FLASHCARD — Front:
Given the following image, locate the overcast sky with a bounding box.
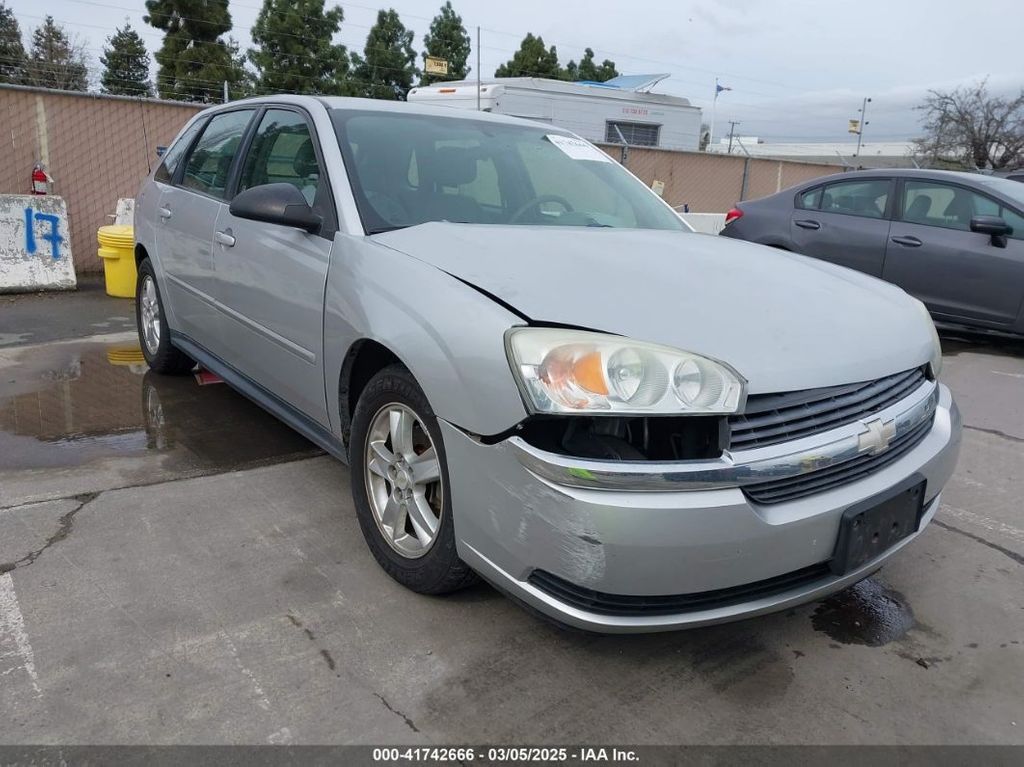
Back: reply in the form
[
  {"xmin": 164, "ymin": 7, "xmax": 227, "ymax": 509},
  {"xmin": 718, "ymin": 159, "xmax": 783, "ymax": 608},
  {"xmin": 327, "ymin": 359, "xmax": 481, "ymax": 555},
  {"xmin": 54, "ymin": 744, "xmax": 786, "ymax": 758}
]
[{"xmin": 7, "ymin": 0, "xmax": 1021, "ymax": 144}]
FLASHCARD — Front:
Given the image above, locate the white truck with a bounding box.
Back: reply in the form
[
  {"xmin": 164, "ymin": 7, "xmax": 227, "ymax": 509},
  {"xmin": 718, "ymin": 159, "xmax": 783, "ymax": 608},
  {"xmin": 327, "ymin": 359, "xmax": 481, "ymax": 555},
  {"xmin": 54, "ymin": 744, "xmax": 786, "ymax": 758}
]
[{"xmin": 408, "ymin": 74, "xmax": 702, "ymax": 152}]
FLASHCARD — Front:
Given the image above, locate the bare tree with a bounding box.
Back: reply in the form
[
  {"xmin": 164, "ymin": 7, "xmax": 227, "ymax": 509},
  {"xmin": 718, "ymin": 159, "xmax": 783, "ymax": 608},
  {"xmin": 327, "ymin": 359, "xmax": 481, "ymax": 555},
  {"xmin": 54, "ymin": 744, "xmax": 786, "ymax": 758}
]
[{"xmin": 914, "ymin": 79, "xmax": 1024, "ymax": 170}]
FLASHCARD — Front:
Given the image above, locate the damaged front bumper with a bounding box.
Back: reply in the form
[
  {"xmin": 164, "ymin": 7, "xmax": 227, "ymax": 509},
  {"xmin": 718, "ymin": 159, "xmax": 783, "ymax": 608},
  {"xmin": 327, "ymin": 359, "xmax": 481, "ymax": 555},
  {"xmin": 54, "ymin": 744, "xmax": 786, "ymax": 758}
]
[{"xmin": 441, "ymin": 383, "xmax": 961, "ymax": 633}]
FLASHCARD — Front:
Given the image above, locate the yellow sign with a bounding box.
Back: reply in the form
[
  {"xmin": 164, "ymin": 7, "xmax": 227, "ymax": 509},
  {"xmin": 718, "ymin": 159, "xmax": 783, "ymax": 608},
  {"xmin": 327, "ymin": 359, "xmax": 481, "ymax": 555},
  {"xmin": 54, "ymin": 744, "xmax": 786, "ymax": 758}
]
[
  {"xmin": 424, "ymin": 56, "xmax": 449, "ymax": 76},
  {"xmin": 848, "ymin": 119, "xmax": 861, "ymax": 134}
]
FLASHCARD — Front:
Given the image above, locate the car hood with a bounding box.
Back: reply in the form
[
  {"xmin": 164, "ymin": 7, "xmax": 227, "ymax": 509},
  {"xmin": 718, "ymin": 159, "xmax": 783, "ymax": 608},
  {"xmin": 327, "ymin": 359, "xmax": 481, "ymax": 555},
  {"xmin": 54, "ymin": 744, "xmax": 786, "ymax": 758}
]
[{"xmin": 374, "ymin": 223, "xmax": 935, "ymax": 394}]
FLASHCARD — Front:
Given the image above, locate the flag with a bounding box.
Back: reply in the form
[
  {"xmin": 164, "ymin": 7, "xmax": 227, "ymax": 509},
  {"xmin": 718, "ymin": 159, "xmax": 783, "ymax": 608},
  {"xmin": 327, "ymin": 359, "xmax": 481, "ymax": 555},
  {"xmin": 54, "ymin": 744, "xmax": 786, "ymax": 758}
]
[{"xmin": 716, "ymin": 83, "xmax": 732, "ymax": 94}]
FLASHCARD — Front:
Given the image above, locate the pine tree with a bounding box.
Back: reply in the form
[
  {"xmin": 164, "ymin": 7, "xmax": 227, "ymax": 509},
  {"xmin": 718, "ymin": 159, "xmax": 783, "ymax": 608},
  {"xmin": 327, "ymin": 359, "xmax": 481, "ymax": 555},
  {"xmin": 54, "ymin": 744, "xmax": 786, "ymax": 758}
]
[
  {"xmin": 144, "ymin": 0, "xmax": 245, "ymax": 102},
  {"xmin": 22, "ymin": 15, "xmax": 88, "ymax": 91},
  {"xmin": 249, "ymin": 0, "xmax": 349, "ymax": 95},
  {"xmin": 100, "ymin": 23, "xmax": 152, "ymax": 96},
  {"xmin": 350, "ymin": 9, "xmax": 417, "ymax": 100},
  {"xmin": 228, "ymin": 37, "xmax": 257, "ymax": 99},
  {"xmin": 0, "ymin": 1, "xmax": 25, "ymax": 84},
  {"xmin": 420, "ymin": 1, "xmax": 470, "ymax": 84},
  {"xmin": 568, "ymin": 48, "xmax": 618, "ymax": 82},
  {"xmin": 494, "ymin": 33, "xmax": 562, "ymax": 79}
]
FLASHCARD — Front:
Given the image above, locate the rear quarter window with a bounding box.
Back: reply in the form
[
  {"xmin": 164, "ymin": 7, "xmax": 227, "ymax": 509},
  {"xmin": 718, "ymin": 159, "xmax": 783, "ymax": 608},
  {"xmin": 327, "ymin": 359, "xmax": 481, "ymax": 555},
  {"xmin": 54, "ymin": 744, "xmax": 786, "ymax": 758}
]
[
  {"xmin": 154, "ymin": 118, "xmax": 206, "ymax": 184},
  {"xmin": 797, "ymin": 187, "xmax": 822, "ymax": 209}
]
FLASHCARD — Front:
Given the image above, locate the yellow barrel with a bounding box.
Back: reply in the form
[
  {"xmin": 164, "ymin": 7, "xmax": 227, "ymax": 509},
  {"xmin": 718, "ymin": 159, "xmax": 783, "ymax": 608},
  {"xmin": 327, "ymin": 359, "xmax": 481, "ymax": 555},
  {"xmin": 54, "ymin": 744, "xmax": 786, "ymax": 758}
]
[{"xmin": 96, "ymin": 225, "xmax": 136, "ymax": 298}]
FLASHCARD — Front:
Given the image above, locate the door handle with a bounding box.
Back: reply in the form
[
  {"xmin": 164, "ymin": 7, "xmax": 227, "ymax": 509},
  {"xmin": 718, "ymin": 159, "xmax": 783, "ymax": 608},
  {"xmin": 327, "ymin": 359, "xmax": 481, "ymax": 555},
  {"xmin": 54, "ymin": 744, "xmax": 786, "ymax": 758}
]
[
  {"xmin": 890, "ymin": 235, "xmax": 922, "ymax": 247},
  {"xmin": 215, "ymin": 230, "xmax": 236, "ymax": 248},
  {"xmin": 794, "ymin": 219, "xmax": 820, "ymax": 230},
  {"xmin": 158, "ymin": 207, "xmax": 172, "ymax": 220}
]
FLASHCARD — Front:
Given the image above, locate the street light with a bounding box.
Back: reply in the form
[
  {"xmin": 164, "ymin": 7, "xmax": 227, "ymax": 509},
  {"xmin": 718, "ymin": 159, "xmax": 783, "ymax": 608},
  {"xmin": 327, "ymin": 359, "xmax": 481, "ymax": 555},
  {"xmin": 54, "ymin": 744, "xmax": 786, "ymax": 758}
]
[{"xmin": 854, "ymin": 97, "xmax": 872, "ymax": 157}]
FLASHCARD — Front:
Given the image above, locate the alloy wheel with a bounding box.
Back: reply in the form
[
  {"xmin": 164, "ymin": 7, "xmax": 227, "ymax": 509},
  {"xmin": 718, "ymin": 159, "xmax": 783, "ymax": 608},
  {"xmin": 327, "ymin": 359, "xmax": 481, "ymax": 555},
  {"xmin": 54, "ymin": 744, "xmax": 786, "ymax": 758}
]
[
  {"xmin": 140, "ymin": 276, "xmax": 161, "ymax": 355},
  {"xmin": 363, "ymin": 402, "xmax": 443, "ymax": 558}
]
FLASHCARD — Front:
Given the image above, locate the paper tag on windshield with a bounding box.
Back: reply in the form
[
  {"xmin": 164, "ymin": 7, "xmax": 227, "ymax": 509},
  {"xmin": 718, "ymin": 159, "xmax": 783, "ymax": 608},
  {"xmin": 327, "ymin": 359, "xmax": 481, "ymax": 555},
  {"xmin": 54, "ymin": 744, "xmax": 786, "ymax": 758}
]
[{"xmin": 546, "ymin": 134, "xmax": 613, "ymax": 162}]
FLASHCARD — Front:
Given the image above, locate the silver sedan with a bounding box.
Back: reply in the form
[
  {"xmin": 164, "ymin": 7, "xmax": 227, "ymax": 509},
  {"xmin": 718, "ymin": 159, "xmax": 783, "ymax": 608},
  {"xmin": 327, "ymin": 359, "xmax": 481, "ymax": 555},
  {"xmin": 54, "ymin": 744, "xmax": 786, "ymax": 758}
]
[{"xmin": 133, "ymin": 96, "xmax": 960, "ymax": 632}]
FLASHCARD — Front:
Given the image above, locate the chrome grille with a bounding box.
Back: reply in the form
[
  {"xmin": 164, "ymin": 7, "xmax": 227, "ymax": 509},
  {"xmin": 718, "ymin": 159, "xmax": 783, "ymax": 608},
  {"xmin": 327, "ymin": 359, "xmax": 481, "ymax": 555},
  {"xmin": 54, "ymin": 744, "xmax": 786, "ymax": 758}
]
[
  {"xmin": 743, "ymin": 414, "xmax": 934, "ymax": 505},
  {"xmin": 730, "ymin": 367, "xmax": 928, "ymax": 450}
]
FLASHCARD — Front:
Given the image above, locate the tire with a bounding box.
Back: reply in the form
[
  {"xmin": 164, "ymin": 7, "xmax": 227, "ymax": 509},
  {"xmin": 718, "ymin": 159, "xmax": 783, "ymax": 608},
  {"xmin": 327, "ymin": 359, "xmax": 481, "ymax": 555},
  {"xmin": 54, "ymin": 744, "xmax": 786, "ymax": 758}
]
[
  {"xmin": 136, "ymin": 258, "xmax": 194, "ymax": 375},
  {"xmin": 350, "ymin": 364, "xmax": 477, "ymax": 594}
]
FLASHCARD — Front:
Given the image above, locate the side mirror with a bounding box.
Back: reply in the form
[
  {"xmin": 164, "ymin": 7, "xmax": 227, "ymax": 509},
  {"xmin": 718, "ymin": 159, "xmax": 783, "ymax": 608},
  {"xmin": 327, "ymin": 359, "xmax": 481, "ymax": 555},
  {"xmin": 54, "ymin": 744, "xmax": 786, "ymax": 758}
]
[
  {"xmin": 229, "ymin": 183, "xmax": 322, "ymax": 234},
  {"xmin": 970, "ymin": 215, "xmax": 1011, "ymax": 248}
]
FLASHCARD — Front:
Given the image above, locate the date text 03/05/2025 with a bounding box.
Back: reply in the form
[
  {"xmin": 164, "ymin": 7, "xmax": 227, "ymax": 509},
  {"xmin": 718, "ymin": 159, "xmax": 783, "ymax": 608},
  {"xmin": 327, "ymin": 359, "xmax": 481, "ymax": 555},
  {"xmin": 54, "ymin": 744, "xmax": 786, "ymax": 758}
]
[{"xmin": 372, "ymin": 746, "xmax": 640, "ymax": 762}]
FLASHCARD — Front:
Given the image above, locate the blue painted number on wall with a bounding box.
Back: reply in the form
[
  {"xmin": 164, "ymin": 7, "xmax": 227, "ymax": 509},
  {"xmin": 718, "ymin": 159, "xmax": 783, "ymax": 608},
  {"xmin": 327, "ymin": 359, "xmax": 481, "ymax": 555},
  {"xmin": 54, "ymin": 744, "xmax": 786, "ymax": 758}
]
[{"xmin": 24, "ymin": 208, "xmax": 63, "ymax": 260}]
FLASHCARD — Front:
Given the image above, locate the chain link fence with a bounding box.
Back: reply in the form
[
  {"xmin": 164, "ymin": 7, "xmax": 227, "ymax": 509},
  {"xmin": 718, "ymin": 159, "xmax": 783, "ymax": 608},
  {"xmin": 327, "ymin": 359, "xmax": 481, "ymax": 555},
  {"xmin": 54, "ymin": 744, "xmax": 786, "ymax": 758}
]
[
  {"xmin": 1, "ymin": 84, "xmax": 200, "ymax": 273},
  {"xmin": 1, "ymin": 84, "xmax": 845, "ymax": 274},
  {"xmin": 599, "ymin": 143, "xmax": 845, "ymax": 213}
]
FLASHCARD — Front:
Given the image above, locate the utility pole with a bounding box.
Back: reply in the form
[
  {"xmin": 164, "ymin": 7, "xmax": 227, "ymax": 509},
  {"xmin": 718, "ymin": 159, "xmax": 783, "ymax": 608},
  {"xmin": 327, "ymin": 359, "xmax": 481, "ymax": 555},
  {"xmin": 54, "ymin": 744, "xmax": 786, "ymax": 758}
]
[
  {"xmin": 476, "ymin": 26, "xmax": 481, "ymax": 111},
  {"xmin": 855, "ymin": 96, "xmax": 871, "ymax": 157},
  {"xmin": 727, "ymin": 121, "xmax": 740, "ymax": 154},
  {"xmin": 223, "ymin": 80, "xmax": 229, "ymax": 103}
]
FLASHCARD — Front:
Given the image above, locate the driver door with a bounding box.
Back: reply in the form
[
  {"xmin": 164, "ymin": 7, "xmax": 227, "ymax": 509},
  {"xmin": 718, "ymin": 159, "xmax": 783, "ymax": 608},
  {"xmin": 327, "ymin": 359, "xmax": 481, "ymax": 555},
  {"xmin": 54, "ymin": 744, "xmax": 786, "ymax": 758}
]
[
  {"xmin": 882, "ymin": 179, "xmax": 1024, "ymax": 327},
  {"xmin": 213, "ymin": 107, "xmax": 338, "ymax": 425}
]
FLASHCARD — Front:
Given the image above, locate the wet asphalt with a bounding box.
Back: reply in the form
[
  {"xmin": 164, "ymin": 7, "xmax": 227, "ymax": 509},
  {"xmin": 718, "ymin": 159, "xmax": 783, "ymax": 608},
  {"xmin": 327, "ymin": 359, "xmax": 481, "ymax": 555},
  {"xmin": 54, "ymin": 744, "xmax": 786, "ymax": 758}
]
[{"xmin": 0, "ymin": 288, "xmax": 1021, "ymax": 745}]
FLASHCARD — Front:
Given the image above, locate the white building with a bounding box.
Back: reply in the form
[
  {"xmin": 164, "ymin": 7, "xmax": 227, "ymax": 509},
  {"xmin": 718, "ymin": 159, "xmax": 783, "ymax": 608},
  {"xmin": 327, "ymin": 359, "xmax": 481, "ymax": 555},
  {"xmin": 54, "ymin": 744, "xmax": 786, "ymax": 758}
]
[
  {"xmin": 708, "ymin": 139, "xmax": 918, "ymax": 168},
  {"xmin": 408, "ymin": 74, "xmax": 703, "ymax": 152}
]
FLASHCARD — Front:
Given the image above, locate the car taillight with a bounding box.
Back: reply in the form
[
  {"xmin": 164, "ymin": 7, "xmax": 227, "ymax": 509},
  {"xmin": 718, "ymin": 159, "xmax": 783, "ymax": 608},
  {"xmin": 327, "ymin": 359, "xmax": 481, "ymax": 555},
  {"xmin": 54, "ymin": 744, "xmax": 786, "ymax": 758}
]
[{"xmin": 725, "ymin": 207, "xmax": 743, "ymax": 225}]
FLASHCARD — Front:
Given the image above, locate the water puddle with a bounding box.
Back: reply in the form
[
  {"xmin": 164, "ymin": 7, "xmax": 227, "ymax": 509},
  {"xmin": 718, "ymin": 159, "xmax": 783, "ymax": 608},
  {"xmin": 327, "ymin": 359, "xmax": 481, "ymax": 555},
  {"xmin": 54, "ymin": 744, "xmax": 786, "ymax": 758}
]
[
  {"xmin": 0, "ymin": 339, "xmax": 321, "ymax": 473},
  {"xmin": 810, "ymin": 578, "xmax": 915, "ymax": 647}
]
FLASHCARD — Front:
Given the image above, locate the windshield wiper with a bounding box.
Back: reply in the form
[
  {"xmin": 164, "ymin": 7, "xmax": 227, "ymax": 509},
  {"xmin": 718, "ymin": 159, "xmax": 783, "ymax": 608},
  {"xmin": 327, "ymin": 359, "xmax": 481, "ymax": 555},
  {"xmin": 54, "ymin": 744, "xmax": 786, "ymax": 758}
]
[{"xmin": 366, "ymin": 224, "xmax": 410, "ymax": 235}]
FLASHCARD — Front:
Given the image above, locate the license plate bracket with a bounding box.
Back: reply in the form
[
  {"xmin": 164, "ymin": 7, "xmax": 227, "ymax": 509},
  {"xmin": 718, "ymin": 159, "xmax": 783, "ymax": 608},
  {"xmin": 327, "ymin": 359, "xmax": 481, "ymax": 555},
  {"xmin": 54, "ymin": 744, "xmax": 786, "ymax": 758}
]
[{"xmin": 829, "ymin": 474, "xmax": 927, "ymax": 576}]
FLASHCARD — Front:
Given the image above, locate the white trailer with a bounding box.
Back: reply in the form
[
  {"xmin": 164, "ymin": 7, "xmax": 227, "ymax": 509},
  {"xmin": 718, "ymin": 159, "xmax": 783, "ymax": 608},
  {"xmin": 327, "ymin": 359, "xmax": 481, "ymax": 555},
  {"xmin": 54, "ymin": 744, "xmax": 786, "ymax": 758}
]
[{"xmin": 408, "ymin": 75, "xmax": 702, "ymax": 152}]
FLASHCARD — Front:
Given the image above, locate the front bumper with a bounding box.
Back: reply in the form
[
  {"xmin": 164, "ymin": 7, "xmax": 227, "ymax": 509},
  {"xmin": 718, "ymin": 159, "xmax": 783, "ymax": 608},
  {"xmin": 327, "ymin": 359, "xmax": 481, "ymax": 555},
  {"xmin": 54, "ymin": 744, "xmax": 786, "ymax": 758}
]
[{"xmin": 442, "ymin": 383, "xmax": 961, "ymax": 633}]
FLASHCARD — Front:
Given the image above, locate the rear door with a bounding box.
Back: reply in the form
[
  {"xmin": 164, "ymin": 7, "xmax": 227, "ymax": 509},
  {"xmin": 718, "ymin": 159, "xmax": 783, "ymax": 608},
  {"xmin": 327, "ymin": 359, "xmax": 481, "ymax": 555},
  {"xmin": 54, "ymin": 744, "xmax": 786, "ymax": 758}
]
[
  {"xmin": 156, "ymin": 108, "xmax": 256, "ymax": 352},
  {"xmin": 212, "ymin": 106, "xmax": 337, "ymax": 425},
  {"xmin": 789, "ymin": 177, "xmax": 893, "ymax": 276},
  {"xmin": 883, "ymin": 179, "xmax": 1024, "ymax": 327}
]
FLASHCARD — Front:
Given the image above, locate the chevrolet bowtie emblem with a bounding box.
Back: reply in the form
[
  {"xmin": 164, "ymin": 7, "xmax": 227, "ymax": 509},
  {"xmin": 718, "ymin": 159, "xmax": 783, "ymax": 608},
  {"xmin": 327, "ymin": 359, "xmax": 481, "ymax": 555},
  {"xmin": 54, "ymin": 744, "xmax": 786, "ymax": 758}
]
[{"xmin": 858, "ymin": 416, "xmax": 897, "ymax": 455}]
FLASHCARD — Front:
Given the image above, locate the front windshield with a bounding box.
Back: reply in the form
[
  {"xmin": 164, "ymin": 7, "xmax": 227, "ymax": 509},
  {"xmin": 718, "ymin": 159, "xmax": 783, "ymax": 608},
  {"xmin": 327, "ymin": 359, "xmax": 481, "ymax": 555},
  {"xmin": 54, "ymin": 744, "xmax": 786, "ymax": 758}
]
[{"xmin": 330, "ymin": 110, "xmax": 686, "ymax": 234}]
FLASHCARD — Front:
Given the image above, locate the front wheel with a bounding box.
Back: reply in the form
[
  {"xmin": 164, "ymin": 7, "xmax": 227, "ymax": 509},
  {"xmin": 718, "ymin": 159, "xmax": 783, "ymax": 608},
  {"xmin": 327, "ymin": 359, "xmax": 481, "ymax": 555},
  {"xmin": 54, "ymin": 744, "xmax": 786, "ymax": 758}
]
[
  {"xmin": 136, "ymin": 258, "xmax": 194, "ymax": 375},
  {"xmin": 349, "ymin": 364, "xmax": 476, "ymax": 594}
]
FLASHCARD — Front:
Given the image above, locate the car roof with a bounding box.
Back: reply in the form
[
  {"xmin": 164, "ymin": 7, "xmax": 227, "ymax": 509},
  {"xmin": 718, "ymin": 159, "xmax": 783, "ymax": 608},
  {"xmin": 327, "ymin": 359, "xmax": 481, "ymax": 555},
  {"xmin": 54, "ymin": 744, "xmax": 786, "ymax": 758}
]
[
  {"xmin": 797, "ymin": 167, "xmax": 1009, "ymax": 188},
  {"xmin": 195, "ymin": 93, "xmax": 569, "ymax": 132}
]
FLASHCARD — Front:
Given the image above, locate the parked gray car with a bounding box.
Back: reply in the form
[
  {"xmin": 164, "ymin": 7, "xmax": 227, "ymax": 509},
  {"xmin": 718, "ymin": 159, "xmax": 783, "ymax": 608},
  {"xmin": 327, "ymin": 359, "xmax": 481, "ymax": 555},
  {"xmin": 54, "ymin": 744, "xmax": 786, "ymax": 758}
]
[
  {"xmin": 134, "ymin": 96, "xmax": 960, "ymax": 632},
  {"xmin": 720, "ymin": 168, "xmax": 1024, "ymax": 337}
]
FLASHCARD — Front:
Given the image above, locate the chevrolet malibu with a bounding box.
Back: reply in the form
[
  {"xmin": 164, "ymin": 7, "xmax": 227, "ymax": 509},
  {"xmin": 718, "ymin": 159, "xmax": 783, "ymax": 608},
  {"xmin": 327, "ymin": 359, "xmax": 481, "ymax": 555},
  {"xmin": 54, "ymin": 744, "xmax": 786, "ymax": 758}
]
[{"xmin": 133, "ymin": 96, "xmax": 961, "ymax": 632}]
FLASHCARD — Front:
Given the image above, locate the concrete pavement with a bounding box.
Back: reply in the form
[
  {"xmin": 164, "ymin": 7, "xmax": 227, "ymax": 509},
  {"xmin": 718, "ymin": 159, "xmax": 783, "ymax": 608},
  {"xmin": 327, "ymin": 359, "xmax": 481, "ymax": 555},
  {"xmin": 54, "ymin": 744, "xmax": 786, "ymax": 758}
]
[{"xmin": 0, "ymin": 306, "xmax": 1021, "ymax": 744}]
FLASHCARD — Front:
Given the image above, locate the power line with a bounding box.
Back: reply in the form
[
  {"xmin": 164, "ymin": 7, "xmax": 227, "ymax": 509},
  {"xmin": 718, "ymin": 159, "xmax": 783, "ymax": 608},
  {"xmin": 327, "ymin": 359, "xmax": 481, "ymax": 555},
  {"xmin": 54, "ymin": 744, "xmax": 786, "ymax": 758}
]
[{"xmin": 8, "ymin": 0, "xmax": 923, "ymax": 137}]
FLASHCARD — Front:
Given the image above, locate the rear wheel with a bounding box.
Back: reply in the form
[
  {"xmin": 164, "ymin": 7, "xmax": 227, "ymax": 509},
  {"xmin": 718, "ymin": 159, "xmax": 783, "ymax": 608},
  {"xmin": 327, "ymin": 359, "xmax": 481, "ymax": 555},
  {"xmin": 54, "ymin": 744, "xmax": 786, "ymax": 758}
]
[
  {"xmin": 136, "ymin": 258, "xmax": 194, "ymax": 375},
  {"xmin": 350, "ymin": 364, "xmax": 476, "ymax": 594}
]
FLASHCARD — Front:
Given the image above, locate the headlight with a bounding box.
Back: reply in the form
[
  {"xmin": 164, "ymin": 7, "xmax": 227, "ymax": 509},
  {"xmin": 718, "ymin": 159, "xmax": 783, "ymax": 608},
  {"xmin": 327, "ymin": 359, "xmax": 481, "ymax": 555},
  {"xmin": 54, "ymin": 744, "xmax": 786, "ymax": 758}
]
[
  {"xmin": 912, "ymin": 298, "xmax": 942, "ymax": 377},
  {"xmin": 506, "ymin": 328, "xmax": 746, "ymax": 415}
]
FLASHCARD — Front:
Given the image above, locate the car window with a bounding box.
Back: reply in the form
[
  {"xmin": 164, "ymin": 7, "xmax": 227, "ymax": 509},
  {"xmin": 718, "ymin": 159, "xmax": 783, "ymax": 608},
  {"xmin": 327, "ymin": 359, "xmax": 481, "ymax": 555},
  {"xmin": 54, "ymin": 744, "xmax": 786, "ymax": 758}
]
[
  {"xmin": 1000, "ymin": 207, "xmax": 1024, "ymax": 240},
  {"xmin": 332, "ymin": 111, "xmax": 684, "ymax": 234},
  {"xmin": 901, "ymin": 180, "xmax": 1012, "ymax": 232},
  {"xmin": 797, "ymin": 187, "xmax": 822, "ymax": 210},
  {"xmin": 238, "ymin": 109, "xmax": 321, "ymax": 206},
  {"xmin": 820, "ymin": 179, "xmax": 888, "ymax": 219},
  {"xmin": 154, "ymin": 118, "xmax": 206, "ymax": 184},
  {"xmin": 516, "ymin": 140, "xmax": 639, "ymax": 226},
  {"xmin": 180, "ymin": 109, "xmax": 256, "ymax": 200},
  {"xmin": 407, "ymin": 138, "xmax": 504, "ymax": 212}
]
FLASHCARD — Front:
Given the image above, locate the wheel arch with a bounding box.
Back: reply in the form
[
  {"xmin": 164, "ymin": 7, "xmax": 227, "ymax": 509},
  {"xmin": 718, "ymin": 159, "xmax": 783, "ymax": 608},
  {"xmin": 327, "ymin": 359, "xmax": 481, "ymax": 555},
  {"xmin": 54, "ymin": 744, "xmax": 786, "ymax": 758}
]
[{"xmin": 338, "ymin": 339, "xmax": 404, "ymax": 449}]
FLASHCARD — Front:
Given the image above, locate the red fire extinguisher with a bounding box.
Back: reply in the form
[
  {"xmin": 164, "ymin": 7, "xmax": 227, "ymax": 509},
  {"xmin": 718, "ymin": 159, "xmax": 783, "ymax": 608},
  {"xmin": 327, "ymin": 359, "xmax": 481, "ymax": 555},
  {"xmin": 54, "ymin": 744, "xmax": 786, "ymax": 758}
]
[{"xmin": 31, "ymin": 163, "xmax": 51, "ymax": 195}]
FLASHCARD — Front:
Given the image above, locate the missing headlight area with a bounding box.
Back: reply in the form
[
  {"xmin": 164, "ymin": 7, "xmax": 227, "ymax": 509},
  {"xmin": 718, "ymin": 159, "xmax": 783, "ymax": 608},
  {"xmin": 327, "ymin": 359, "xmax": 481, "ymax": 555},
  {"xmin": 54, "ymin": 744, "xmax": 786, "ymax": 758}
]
[{"xmin": 514, "ymin": 415, "xmax": 727, "ymax": 461}]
